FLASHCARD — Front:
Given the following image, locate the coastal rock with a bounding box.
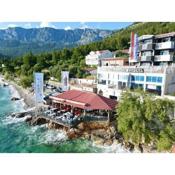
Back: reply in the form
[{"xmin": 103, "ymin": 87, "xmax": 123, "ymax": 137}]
[
  {"xmin": 91, "ymin": 134, "xmax": 104, "ymax": 145},
  {"xmin": 104, "ymin": 139, "xmax": 113, "ymax": 146},
  {"xmin": 47, "ymin": 122, "xmax": 62, "ymax": 130},
  {"xmin": 92, "ymin": 136, "xmax": 104, "ymax": 146},
  {"xmin": 67, "ymin": 130, "xmax": 78, "ymax": 139},
  {"xmin": 112, "ymin": 139, "xmax": 119, "ymax": 145},
  {"xmin": 11, "ymin": 97, "xmax": 20, "ymax": 101},
  {"xmin": 109, "ymin": 126, "xmax": 116, "ymax": 135},
  {"xmin": 15, "ymin": 112, "xmax": 26, "ymax": 118},
  {"xmin": 24, "ymin": 115, "xmax": 33, "ymax": 122},
  {"xmin": 83, "ymin": 132, "xmax": 90, "ymax": 139},
  {"xmin": 30, "ymin": 117, "xmax": 47, "ymax": 126},
  {"xmin": 83, "ymin": 121, "xmax": 108, "ymax": 130},
  {"xmin": 73, "ymin": 128, "xmax": 82, "ymax": 136},
  {"xmin": 115, "ymin": 132, "xmax": 123, "ymax": 140},
  {"xmin": 91, "ymin": 129, "xmax": 106, "ymax": 137},
  {"xmin": 77, "ymin": 123, "xmax": 85, "ymax": 130}
]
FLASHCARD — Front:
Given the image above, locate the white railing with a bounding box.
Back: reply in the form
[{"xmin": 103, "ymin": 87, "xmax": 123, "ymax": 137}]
[
  {"xmin": 155, "ymin": 41, "xmax": 174, "ymax": 50},
  {"xmin": 141, "ymin": 55, "xmax": 152, "ymax": 61},
  {"xmin": 154, "ymin": 55, "xmax": 174, "ymax": 62}
]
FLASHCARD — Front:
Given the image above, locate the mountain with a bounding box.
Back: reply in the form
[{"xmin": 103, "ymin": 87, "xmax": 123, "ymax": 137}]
[{"xmin": 0, "ymin": 27, "xmax": 113, "ymax": 57}]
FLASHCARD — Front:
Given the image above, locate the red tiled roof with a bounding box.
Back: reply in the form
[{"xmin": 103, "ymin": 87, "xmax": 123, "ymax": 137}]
[{"xmin": 50, "ymin": 90, "xmax": 117, "ymax": 110}]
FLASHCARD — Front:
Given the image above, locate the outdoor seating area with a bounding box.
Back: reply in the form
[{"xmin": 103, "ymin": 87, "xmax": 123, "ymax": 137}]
[{"xmin": 42, "ymin": 106, "xmax": 82, "ymax": 127}]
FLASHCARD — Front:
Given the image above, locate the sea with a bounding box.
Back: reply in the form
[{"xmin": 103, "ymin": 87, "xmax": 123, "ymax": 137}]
[{"xmin": 0, "ymin": 85, "xmax": 128, "ymax": 153}]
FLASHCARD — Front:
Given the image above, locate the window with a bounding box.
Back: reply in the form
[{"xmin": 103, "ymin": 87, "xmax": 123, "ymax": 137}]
[
  {"xmin": 98, "ymin": 80, "xmax": 106, "ymax": 85},
  {"xmin": 152, "ymin": 76, "xmax": 157, "ymax": 83},
  {"xmin": 131, "ymin": 75, "xmax": 144, "ymax": 82},
  {"xmin": 146, "ymin": 76, "xmax": 163, "ymax": 83},
  {"xmin": 146, "ymin": 76, "xmax": 152, "ymax": 82},
  {"xmin": 157, "ymin": 77, "xmax": 163, "ymax": 83},
  {"xmin": 135, "ymin": 76, "xmax": 139, "ymax": 81},
  {"xmin": 139, "ymin": 76, "xmax": 144, "ymax": 81}
]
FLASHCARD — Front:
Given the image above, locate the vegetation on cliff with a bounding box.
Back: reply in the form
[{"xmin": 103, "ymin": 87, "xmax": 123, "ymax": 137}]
[{"xmin": 117, "ymin": 90, "xmax": 175, "ymax": 152}]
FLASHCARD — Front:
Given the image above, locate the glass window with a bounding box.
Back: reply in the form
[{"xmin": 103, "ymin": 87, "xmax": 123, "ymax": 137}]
[
  {"xmin": 157, "ymin": 77, "xmax": 162, "ymax": 83},
  {"xmin": 135, "ymin": 76, "xmax": 139, "ymax": 81},
  {"xmin": 139, "ymin": 76, "xmax": 144, "ymax": 81},
  {"xmin": 152, "ymin": 77, "xmax": 157, "ymax": 82},
  {"xmin": 146, "ymin": 76, "xmax": 152, "ymax": 82}
]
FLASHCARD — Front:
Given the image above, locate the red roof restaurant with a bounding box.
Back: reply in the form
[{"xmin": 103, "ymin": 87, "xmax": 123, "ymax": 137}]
[{"xmin": 49, "ymin": 90, "xmax": 117, "ymax": 122}]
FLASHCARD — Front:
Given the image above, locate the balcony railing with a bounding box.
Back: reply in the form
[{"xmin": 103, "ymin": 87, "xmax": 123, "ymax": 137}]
[
  {"xmin": 139, "ymin": 43, "xmax": 154, "ymax": 51},
  {"xmin": 141, "ymin": 55, "xmax": 153, "ymax": 62},
  {"xmin": 155, "ymin": 41, "xmax": 174, "ymax": 50},
  {"xmin": 154, "ymin": 55, "xmax": 174, "ymax": 62}
]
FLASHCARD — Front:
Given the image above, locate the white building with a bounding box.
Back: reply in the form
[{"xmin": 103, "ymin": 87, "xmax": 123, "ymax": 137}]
[
  {"xmin": 97, "ymin": 32, "xmax": 175, "ymax": 99},
  {"xmin": 85, "ymin": 50, "xmax": 114, "ymax": 66}
]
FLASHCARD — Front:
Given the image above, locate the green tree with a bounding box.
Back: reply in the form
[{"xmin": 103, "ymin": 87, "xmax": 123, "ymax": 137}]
[
  {"xmin": 117, "ymin": 90, "xmax": 175, "ymax": 152},
  {"xmin": 20, "ymin": 76, "xmax": 33, "ymax": 88}
]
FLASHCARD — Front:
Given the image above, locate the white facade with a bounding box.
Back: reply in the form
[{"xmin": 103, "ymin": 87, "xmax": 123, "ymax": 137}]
[
  {"xmin": 97, "ymin": 65, "xmax": 175, "ymax": 99},
  {"xmin": 85, "ymin": 50, "xmax": 114, "ymax": 66},
  {"xmin": 93, "ymin": 32, "xmax": 175, "ymax": 99}
]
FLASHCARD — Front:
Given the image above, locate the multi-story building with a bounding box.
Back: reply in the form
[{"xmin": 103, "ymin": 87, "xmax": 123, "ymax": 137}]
[
  {"xmin": 85, "ymin": 50, "xmax": 114, "ymax": 66},
  {"xmin": 97, "ymin": 32, "xmax": 175, "ymax": 99},
  {"xmin": 130, "ymin": 32, "xmax": 175, "ymax": 65}
]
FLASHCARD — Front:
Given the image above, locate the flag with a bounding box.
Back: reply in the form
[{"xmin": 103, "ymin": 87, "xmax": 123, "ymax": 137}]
[
  {"xmin": 130, "ymin": 32, "xmax": 139, "ymax": 62},
  {"xmin": 61, "ymin": 71, "xmax": 69, "ymax": 91},
  {"xmin": 34, "ymin": 73, "xmax": 44, "ymax": 103}
]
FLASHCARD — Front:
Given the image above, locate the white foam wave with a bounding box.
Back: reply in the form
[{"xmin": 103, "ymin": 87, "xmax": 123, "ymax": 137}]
[
  {"xmin": 92, "ymin": 142, "xmax": 130, "ymax": 153},
  {"xmin": 23, "ymin": 124, "xmax": 68, "ymax": 145},
  {"xmin": 41, "ymin": 129, "xmax": 68, "ymax": 144},
  {"xmin": 2, "ymin": 114, "xmax": 29, "ymax": 125}
]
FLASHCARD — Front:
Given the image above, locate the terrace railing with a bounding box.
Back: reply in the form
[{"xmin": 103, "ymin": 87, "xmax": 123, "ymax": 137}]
[{"xmin": 82, "ymin": 115, "xmax": 108, "ymax": 122}]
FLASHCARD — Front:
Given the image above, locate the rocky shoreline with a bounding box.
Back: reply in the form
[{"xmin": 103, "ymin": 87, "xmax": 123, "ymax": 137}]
[{"xmin": 24, "ymin": 114, "xmax": 149, "ymax": 153}]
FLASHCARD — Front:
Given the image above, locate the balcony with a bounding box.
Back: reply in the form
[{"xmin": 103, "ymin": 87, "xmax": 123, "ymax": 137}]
[
  {"xmin": 155, "ymin": 41, "xmax": 174, "ymax": 50},
  {"xmin": 141, "ymin": 55, "xmax": 153, "ymax": 62},
  {"xmin": 98, "ymin": 80, "xmax": 106, "ymax": 85},
  {"xmin": 154, "ymin": 55, "xmax": 174, "ymax": 62},
  {"xmin": 139, "ymin": 43, "xmax": 154, "ymax": 51}
]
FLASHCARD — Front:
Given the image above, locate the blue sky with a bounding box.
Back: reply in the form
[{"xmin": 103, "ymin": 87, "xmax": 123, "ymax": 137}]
[{"xmin": 0, "ymin": 22, "xmax": 132, "ymax": 30}]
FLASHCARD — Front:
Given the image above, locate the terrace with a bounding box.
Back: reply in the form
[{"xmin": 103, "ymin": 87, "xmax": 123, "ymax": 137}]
[{"xmin": 39, "ymin": 90, "xmax": 117, "ymax": 128}]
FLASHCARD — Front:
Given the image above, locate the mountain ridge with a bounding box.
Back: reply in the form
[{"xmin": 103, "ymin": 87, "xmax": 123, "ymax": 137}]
[{"xmin": 0, "ymin": 27, "xmax": 113, "ymax": 57}]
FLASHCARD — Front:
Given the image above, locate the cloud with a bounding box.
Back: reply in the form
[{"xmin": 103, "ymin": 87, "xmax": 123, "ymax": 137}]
[
  {"xmin": 24, "ymin": 23, "xmax": 32, "ymax": 28},
  {"xmin": 39, "ymin": 22, "xmax": 56, "ymax": 28},
  {"xmin": 80, "ymin": 22, "xmax": 90, "ymax": 29},
  {"xmin": 64, "ymin": 26, "xmax": 72, "ymax": 30},
  {"xmin": 7, "ymin": 24, "xmax": 18, "ymax": 28}
]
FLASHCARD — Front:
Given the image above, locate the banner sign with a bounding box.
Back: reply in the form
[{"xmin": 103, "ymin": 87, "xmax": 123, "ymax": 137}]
[
  {"xmin": 61, "ymin": 71, "xmax": 69, "ymax": 91},
  {"xmin": 34, "ymin": 73, "xmax": 44, "ymax": 103},
  {"xmin": 130, "ymin": 32, "xmax": 139, "ymax": 62}
]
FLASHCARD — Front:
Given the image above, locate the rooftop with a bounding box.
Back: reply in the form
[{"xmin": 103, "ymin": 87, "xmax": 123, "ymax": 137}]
[
  {"xmin": 155, "ymin": 32, "xmax": 175, "ymax": 39},
  {"xmin": 102, "ymin": 57, "xmax": 129, "ymax": 61},
  {"xmin": 50, "ymin": 90, "xmax": 117, "ymax": 111}
]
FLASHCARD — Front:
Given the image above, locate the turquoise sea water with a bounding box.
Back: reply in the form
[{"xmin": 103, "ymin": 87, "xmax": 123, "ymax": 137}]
[{"xmin": 0, "ymin": 86, "xmax": 104, "ymax": 153}]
